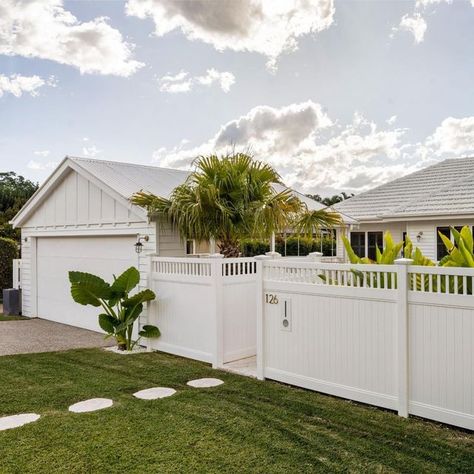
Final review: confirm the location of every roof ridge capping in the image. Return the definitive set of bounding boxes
[66,155,190,175]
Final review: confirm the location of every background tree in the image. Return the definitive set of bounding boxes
[132,153,340,257]
[306,192,355,206]
[0,172,38,241]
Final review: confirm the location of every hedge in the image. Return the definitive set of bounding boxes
[241,236,336,257]
[0,237,18,293]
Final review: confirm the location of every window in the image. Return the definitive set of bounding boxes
[350,232,365,258]
[436,227,450,261]
[367,232,383,261]
[402,232,407,257]
[186,239,195,255]
[320,228,337,256]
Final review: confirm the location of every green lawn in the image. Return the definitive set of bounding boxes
[0,313,27,321]
[0,350,472,473]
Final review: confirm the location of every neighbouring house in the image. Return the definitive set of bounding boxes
[10,156,339,331]
[333,157,474,262]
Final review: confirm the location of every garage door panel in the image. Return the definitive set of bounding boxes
[37,236,137,332]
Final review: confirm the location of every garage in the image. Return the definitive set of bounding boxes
[36,236,138,332]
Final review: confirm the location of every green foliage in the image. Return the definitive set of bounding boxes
[241,236,336,257]
[306,192,355,206]
[0,172,38,242]
[69,266,159,350]
[439,226,474,267]
[0,237,19,292]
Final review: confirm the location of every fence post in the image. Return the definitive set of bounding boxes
[395,258,413,418]
[255,255,271,380]
[209,254,224,369]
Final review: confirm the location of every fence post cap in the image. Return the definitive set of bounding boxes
[208,253,224,259]
[265,251,282,259]
[394,258,414,265]
[255,255,272,260]
[308,252,323,257]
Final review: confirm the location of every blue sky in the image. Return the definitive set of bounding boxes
[1,0,473,195]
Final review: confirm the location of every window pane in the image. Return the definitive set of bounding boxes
[402,232,407,257]
[367,232,383,261]
[350,232,365,258]
[436,227,450,261]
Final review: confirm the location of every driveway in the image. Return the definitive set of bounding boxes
[0,319,114,356]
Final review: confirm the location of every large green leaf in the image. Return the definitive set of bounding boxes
[123,289,156,307]
[98,313,119,334]
[110,267,140,304]
[122,303,144,325]
[69,271,111,306]
[139,325,161,338]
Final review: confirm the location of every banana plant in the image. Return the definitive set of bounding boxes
[69,266,160,350]
[438,226,473,294]
[337,232,434,289]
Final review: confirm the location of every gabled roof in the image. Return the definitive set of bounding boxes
[333,157,474,221]
[13,156,355,227]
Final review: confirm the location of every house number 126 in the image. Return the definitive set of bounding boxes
[265,294,279,304]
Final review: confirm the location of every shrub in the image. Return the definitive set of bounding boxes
[0,237,18,293]
[241,236,336,257]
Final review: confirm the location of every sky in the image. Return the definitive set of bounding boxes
[0,0,473,196]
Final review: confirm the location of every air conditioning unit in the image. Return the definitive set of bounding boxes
[3,288,22,315]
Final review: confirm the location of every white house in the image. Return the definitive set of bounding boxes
[11,156,329,330]
[333,157,474,262]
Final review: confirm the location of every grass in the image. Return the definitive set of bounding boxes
[0,350,472,473]
[0,313,27,321]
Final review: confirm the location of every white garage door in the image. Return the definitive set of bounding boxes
[37,236,137,332]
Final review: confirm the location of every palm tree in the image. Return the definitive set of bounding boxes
[292,209,342,239]
[132,153,340,257]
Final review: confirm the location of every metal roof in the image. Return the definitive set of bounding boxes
[333,157,474,221]
[69,156,190,199]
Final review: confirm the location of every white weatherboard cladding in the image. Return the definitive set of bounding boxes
[36,236,137,331]
[25,169,141,228]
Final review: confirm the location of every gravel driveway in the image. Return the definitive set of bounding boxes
[0,319,114,356]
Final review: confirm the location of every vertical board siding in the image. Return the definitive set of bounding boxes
[263,288,398,409]
[408,302,474,426]
[148,257,259,364]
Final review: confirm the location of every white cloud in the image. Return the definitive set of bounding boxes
[0,0,143,76]
[426,117,474,155]
[153,101,411,194]
[34,150,51,157]
[0,74,55,98]
[386,115,398,125]
[126,0,335,69]
[398,13,427,44]
[82,145,101,157]
[158,68,235,94]
[27,160,57,170]
[394,0,472,44]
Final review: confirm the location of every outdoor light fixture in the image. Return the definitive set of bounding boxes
[416,231,423,242]
[134,235,149,254]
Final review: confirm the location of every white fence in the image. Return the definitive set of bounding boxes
[12,259,22,289]
[147,255,474,430]
[259,259,474,431]
[148,256,258,366]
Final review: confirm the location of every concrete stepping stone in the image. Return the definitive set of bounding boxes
[187,378,224,388]
[68,398,113,413]
[0,413,40,431]
[133,387,176,400]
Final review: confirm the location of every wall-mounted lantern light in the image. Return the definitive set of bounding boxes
[416,231,423,242]
[135,235,149,254]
